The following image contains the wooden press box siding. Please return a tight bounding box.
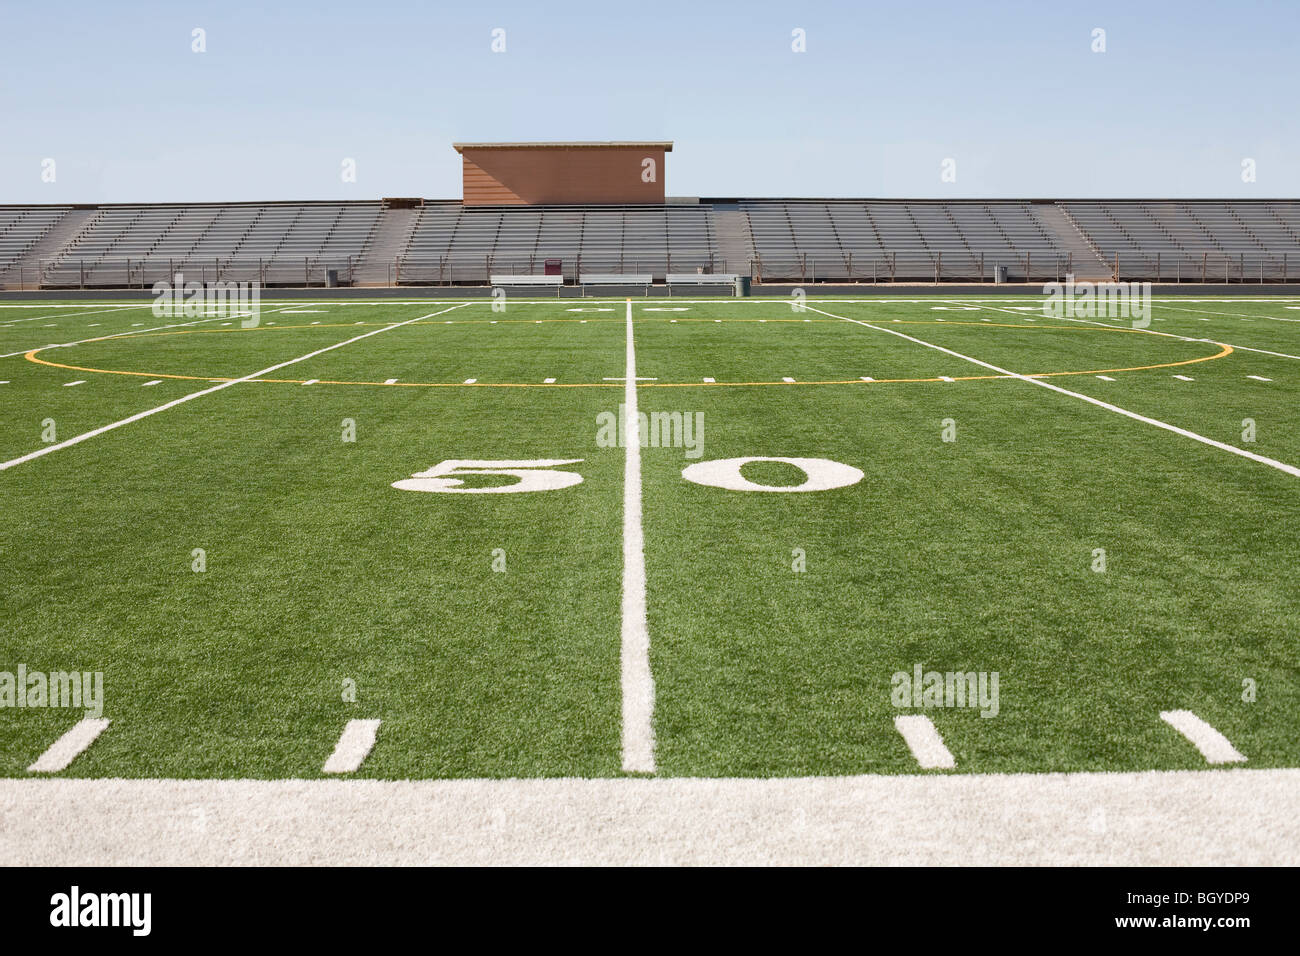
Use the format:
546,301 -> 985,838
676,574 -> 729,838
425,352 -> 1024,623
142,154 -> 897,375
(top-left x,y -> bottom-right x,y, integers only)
461,146 -> 667,205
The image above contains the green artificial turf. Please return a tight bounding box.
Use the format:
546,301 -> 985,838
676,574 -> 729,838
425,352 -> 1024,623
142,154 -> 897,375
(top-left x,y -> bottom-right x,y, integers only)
1,295 -> 1297,777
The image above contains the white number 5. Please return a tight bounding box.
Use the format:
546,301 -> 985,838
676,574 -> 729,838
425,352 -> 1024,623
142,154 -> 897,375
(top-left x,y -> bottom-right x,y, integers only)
392,459 -> 585,494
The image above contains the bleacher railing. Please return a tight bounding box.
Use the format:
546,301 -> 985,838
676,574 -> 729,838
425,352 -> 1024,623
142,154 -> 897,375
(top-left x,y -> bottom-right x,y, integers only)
11,256 -> 359,290
390,255 -> 724,286
745,250 -> 1299,284
4,250 -> 1298,289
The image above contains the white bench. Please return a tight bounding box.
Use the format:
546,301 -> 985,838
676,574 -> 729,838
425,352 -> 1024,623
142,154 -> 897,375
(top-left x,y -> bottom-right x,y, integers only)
665,273 -> 739,296
578,273 -> 653,295
490,274 -> 564,296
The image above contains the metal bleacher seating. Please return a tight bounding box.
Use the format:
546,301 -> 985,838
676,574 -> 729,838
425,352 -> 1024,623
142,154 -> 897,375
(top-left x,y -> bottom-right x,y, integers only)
395,203 -> 718,284
0,206 -> 70,280
1061,201 -> 1300,280
41,201 -> 381,288
10,198 -> 1300,289
740,199 -> 1066,281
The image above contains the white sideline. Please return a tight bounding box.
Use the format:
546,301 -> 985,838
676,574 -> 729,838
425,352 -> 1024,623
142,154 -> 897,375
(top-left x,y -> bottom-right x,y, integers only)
621,299 -> 655,773
964,298 -> 1300,362
27,719 -> 110,773
1,769 -> 1296,865
806,304 -> 1300,480
1156,303 -> 1300,323
1161,710 -> 1247,765
0,304 -> 470,472
0,305 -> 155,326
893,715 -> 956,769
0,308 -> 289,361
322,720 -> 382,774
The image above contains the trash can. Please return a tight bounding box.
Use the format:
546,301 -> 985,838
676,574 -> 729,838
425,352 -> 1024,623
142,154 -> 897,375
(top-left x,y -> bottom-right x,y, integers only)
325,268 -> 339,288
993,264 -> 1008,285
734,275 -> 752,297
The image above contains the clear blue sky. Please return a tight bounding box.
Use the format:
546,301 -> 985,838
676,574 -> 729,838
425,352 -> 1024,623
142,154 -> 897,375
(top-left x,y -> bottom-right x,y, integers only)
1,0 -> 1295,202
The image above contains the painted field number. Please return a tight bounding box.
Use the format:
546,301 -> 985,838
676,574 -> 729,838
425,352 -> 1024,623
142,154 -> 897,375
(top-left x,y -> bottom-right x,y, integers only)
681,456 -> 864,492
394,456 -> 862,494
392,459 -> 585,494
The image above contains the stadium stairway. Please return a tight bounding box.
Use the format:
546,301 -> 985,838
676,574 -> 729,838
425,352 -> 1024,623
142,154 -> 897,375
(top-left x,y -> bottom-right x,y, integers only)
710,202 -> 756,277
1030,203 -> 1112,279
1,206 -> 99,290
349,202 -> 423,286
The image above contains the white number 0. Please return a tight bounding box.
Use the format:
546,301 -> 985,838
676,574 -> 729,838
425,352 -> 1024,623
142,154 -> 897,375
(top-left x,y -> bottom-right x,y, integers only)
681,456 -> 864,492
392,459 -> 585,494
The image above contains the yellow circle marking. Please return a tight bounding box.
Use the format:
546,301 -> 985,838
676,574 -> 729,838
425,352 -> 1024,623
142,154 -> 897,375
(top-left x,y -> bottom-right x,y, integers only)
22,320 -> 1233,388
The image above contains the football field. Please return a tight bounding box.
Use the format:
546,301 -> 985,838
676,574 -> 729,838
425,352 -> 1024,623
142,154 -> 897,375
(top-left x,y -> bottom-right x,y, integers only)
2,293 -> 1300,862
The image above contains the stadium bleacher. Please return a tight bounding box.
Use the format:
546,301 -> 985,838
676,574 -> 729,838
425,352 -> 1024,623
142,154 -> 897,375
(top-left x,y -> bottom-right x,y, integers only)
34,201 -> 381,288
1059,201 -> 1300,281
394,202 -> 717,284
0,206 -> 71,283
4,198 -> 1300,289
742,200 -> 1076,281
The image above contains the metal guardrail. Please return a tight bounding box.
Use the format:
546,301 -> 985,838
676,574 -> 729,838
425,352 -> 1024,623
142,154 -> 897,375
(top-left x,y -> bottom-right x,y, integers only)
3,256 -> 358,290
389,256 -> 724,286
3,250 -> 1298,290
746,251 -> 1298,284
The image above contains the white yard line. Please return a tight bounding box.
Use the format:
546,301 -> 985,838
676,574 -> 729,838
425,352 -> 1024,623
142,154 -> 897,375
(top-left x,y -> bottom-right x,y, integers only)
1160,711 -> 1246,764
1156,303 -> 1300,323
0,304 -> 156,326
621,299 -> 655,774
6,296 -> 1300,310
2,768 -> 1294,864
0,306 -> 301,361
0,304 -> 470,472
322,720 -> 382,774
893,715 -> 956,769
976,299 -> 1300,362
1220,343 -> 1300,361
27,719 -> 111,773
808,304 -> 1300,480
